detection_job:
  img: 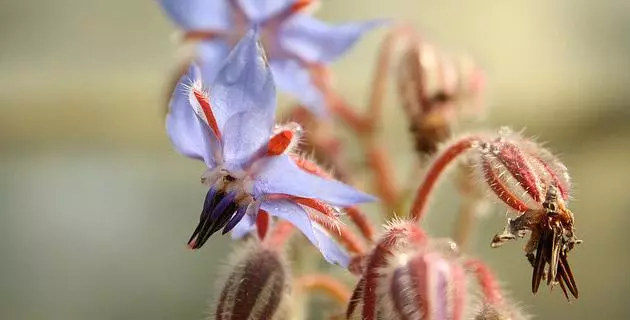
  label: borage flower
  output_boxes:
[166,29,375,266]
[159,0,383,114]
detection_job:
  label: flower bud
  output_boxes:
[214,241,291,320]
[472,127,570,212]
[468,128,580,300]
[376,240,467,320]
[397,41,485,159]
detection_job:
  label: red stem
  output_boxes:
[367,24,420,123]
[345,207,376,242]
[465,259,503,305]
[409,135,479,222]
[297,274,351,305]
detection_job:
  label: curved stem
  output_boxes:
[345,207,376,242]
[465,259,503,304]
[296,274,351,306]
[367,24,420,123]
[453,196,478,251]
[409,135,480,222]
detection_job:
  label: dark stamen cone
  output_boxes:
[214,240,291,320]
[189,190,244,249]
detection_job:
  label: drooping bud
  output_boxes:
[471,127,571,212]
[376,239,468,320]
[467,128,580,300]
[397,41,485,159]
[214,240,291,320]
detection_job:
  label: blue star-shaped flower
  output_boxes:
[159,0,384,115]
[166,29,375,266]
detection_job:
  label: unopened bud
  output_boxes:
[214,241,291,320]
[397,41,485,159]
[377,241,467,320]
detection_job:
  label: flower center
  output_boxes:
[188,170,255,249]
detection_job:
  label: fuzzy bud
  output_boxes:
[214,241,291,320]
[397,41,485,159]
[377,240,467,320]
[471,128,571,213]
[467,129,580,299]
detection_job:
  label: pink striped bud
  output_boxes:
[214,241,291,320]
[471,128,571,212]
[468,128,580,300]
[376,241,468,320]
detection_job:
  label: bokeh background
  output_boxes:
[2,0,630,319]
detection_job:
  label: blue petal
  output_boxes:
[279,15,384,63]
[197,39,230,84]
[269,59,326,116]
[253,155,376,207]
[166,64,217,168]
[236,0,297,23]
[261,200,350,266]
[230,210,256,239]
[221,110,273,169]
[209,29,277,157]
[158,0,232,31]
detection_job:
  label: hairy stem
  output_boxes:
[410,135,479,222]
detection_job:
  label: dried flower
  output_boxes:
[470,129,580,299]
[158,0,384,114]
[166,29,375,266]
[214,240,291,320]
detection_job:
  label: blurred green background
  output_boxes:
[1,0,629,319]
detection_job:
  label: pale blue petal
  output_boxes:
[230,212,256,239]
[158,0,232,31]
[261,200,350,266]
[221,110,273,169]
[253,155,376,207]
[197,39,230,84]
[165,64,217,168]
[209,29,277,144]
[279,15,384,63]
[269,59,326,116]
[236,0,297,23]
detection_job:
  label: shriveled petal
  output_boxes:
[279,15,384,63]
[236,0,296,23]
[209,28,276,151]
[158,0,232,31]
[261,200,350,266]
[222,110,273,170]
[166,64,217,168]
[253,155,376,207]
[270,59,326,116]
[197,39,230,84]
